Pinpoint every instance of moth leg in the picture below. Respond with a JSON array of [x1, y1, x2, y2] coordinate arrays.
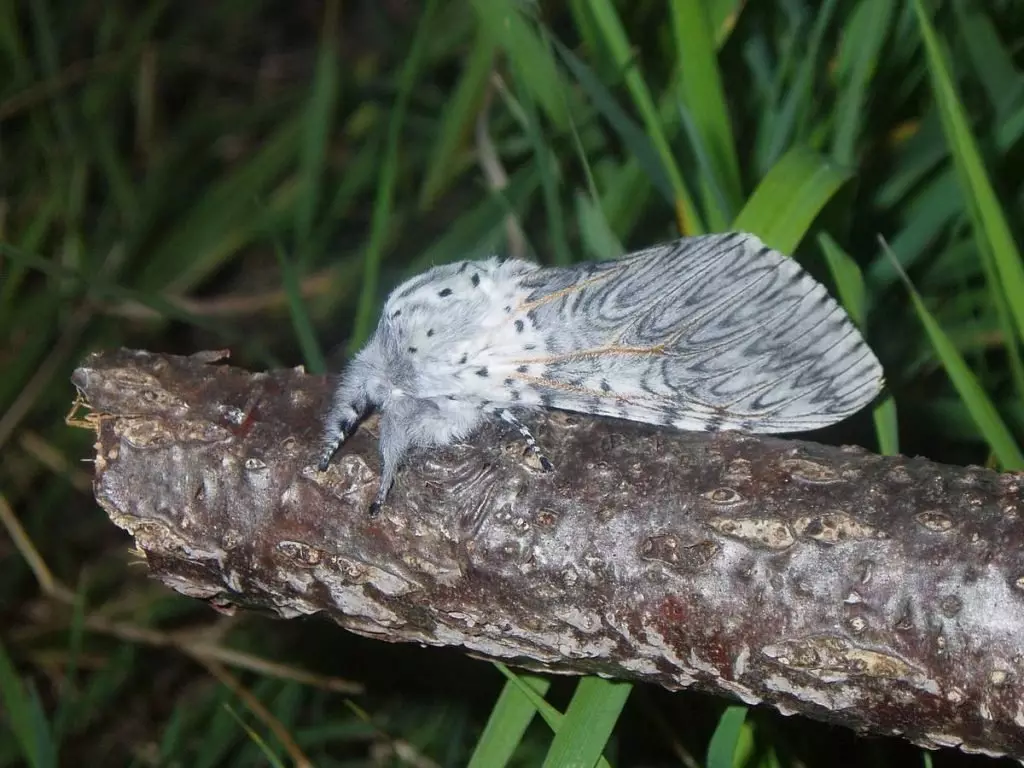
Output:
[[497, 409, 553, 472], [317, 415, 358, 471], [318, 381, 371, 471], [368, 407, 415, 516]]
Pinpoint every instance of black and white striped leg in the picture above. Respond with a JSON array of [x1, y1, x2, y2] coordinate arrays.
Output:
[[497, 409, 553, 471], [316, 418, 356, 471]]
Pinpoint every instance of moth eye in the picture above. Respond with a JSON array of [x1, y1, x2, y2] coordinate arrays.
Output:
[[438, 288, 453, 298]]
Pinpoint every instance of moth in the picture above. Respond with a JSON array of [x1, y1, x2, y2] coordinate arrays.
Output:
[[318, 232, 884, 514]]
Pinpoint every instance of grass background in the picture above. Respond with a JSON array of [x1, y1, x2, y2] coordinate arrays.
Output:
[[2, 0, 1023, 765]]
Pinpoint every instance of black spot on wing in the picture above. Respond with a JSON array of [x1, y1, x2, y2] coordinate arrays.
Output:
[[476, 367, 489, 377], [514, 319, 524, 332], [600, 380, 612, 392], [407, 346, 417, 354], [427, 328, 435, 337], [438, 288, 453, 298], [471, 273, 480, 287], [516, 365, 528, 373], [459, 354, 468, 365]]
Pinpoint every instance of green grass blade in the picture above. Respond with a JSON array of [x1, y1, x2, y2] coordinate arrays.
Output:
[[676, 103, 733, 233], [732, 145, 851, 254], [914, 0, 1024, 346], [706, 705, 747, 768], [418, 26, 497, 210], [141, 117, 303, 293], [275, 240, 325, 374], [671, 0, 742, 225], [710, 0, 744, 47], [223, 704, 288, 768], [294, 0, 340, 267], [953, 0, 1024, 122], [541, 677, 631, 768], [470, 0, 569, 131], [349, 0, 438, 350], [510, 56, 571, 266], [490, 665, 609, 768], [819, 233, 900, 455], [889, 243, 1024, 469], [575, 191, 624, 261], [754, 2, 839, 175], [552, 38, 674, 206], [467, 673, 551, 768], [831, 0, 895, 165], [585, 0, 703, 234], [408, 164, 540, 273], [0, 637, 58, 768]]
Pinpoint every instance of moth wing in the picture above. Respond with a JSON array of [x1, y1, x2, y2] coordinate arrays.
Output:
[[504, 232, 883, 433]]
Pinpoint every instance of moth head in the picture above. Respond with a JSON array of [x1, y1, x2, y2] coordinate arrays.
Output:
[[347, 322, 419, 401]]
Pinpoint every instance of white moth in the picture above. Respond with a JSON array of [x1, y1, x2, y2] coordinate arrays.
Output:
[[318, 232, 884, 514]]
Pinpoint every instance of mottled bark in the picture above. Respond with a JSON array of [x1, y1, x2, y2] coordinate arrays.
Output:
[[70, 349, 1024, 760]]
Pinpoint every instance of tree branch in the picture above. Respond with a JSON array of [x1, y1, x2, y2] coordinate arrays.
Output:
[[70, 349, 1024, 760]]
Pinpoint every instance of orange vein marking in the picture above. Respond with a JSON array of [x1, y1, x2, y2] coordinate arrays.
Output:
[[511, 344, 667, 365], [516, 267, 624, 312]]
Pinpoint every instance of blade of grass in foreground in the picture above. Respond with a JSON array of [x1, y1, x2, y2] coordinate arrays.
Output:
[[732, 145, 851, 254], [467, 674, 551, 768], [491, 664, 613, 768], [671, 0, 742, 228], [706, 705, 747, 768], [886, 240, 1024, 469], [542, 677, 632, 768], [915, 0, 1024, 347], [819, 233, 900, 455]]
